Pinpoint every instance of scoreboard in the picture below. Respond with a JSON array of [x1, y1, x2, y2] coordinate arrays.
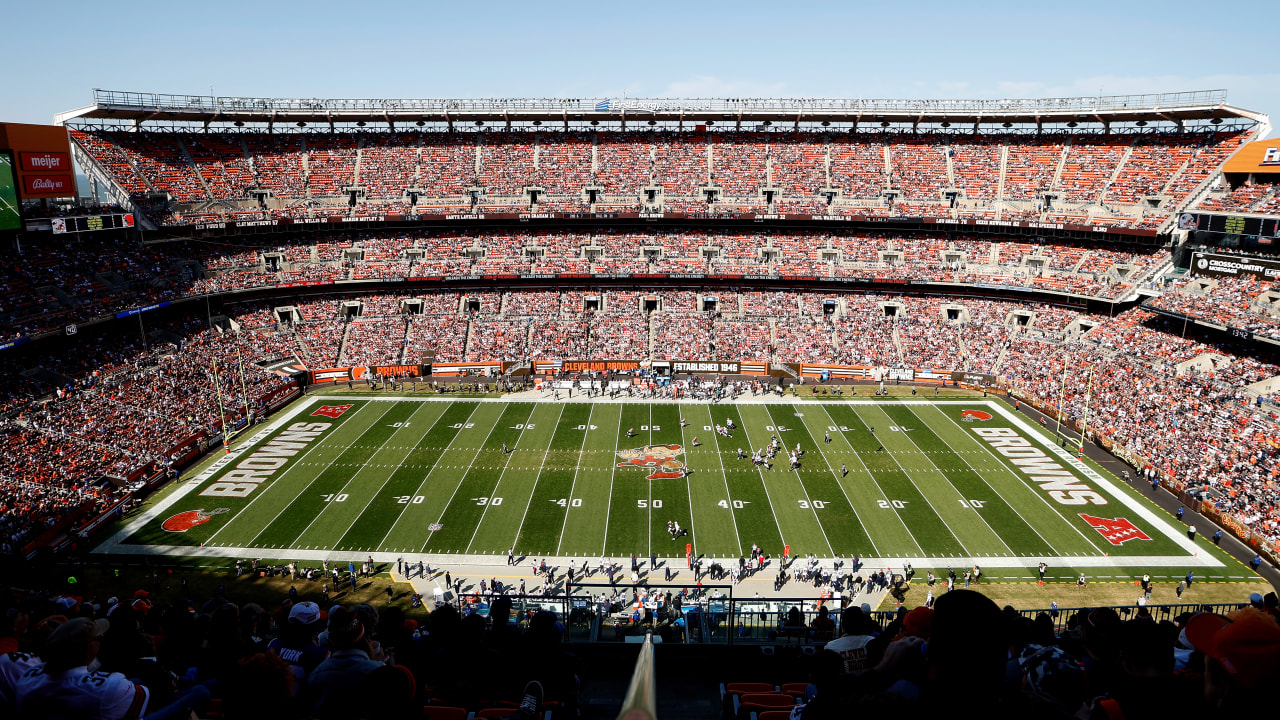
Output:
[[1179, 212, 1280, 238], [51, 213, 134, 234]]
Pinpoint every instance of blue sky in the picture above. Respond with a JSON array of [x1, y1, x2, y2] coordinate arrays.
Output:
[[3, 1, 1277, 132]]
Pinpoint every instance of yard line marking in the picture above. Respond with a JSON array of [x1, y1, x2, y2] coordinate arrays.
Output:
[[893, 404, 1030, 556], [785, 404, 881, 557], [270, 402, 427, 549], [326, 402, 452, 548], [373, 402, 484, 552], [511, 403, 572, 555], [924, 404, 1101, 554], [734, 408, 797, 553], [550, 403, 594, 556], [465, 403, 544, 553], [854, 404, 972, 556], [686, 404, 736, 556], [762, 404, 835, 555], [599, 403, 625, 557], [419, 404, 508, 552], [813, 404, 920, 556], [207, 401, 388, 546]]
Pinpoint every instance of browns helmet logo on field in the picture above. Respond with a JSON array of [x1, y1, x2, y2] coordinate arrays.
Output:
[[161, 507, 230, 532], [616, 445, 687, 480], [961, 409, 993, 422]]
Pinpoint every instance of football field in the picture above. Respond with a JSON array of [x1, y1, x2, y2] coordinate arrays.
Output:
[[106, 395, 1232, 576]]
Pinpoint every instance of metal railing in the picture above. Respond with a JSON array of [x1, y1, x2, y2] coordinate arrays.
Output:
[[89, 89, 1231, 118], [453, 587, 1250, 645]]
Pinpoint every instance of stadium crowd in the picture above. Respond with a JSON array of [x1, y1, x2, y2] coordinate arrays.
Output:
[[0, 578, 569, 720]]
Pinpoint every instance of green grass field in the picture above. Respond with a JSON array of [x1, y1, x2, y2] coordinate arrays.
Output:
[[102, 395, 1255, 583]]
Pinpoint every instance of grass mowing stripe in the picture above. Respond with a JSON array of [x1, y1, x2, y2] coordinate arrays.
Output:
[[207, 401, 388, 547], [337, 402, 478, 551], [128, 399, 372, 547], [604, 404, 656, 557], [854, 403, 996, 556], [879, 404, 1046, 557], [735, 404, 832, 556], [292, 401, 447, 549], [914, 404, 1098, 556], [681, 405, 740, 559], [251, 402, 418, 548], [508, 403, 590, 556], [771, 403, 878, 555], [466, 403, 564, 553], [378, 402, 505, 552], [423, 404, 537, 553], [704, 405, 783, 558], [824, 404, 964, 556], [795, 407, 921, 557], [558, 403, 623, 557], [649, 404, 695, 560], [764, 404, 869, 555]]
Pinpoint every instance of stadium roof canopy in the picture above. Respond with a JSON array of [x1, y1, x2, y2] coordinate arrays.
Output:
[[56, 89, 1266, 129]]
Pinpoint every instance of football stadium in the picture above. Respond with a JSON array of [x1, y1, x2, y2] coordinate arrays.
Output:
[[4, 5, 1280, 717]]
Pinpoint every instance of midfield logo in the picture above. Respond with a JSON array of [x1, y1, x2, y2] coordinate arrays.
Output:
[[1079, 514, 1152, 545], [162, 507, 229, 532], [312, 404, 354, 418], [616, 445, 687, 480]]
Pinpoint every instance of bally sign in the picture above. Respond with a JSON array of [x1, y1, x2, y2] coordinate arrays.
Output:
[[22, 174, 74, 196], [19, 152, 70, 172]]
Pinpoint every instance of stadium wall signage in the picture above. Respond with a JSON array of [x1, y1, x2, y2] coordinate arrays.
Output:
[[183, 212, 1157, 238], [1191, 251, 1280, 281], [309, 364, 428, 384], [971, 427, 1106, 505], [562, 360, 642, 372], [952, 371, 997, 385], [199, 421, 334, 498], [671, 361, 740, 374]]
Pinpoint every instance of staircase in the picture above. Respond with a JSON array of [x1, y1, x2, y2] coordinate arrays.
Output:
[[767, 318, 779, 363], [890, 323, 906, 363], [647, 316, 657, 361], [990, 344, 1012, 375], [353, 138, 365, 184], [1049, 140, 1071, 191], [462, 320, 476, 360], [337, 321, 353, 365], [174, 138, 215, 201], [1099, 143, 1134, 205], [995, 143, 1009, 219]]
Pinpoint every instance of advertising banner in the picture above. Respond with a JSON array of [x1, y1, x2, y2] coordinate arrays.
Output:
[[670, 360, 741, 374], [1190, 251, 1280, 281], [561, 360, 642, 372]]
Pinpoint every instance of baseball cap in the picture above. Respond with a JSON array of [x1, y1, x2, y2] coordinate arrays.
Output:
[[895, 606, 934, 640], [327, 606, 365, 648], [43, 616, 111, 663], [133, 590, 150, 599], [1186, 609, 1280, 689], [1249, 592, 1264, 605], [289, 601, 321, 626]]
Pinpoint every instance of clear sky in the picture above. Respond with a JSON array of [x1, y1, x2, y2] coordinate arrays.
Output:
[[2, 0, 1277, 134]]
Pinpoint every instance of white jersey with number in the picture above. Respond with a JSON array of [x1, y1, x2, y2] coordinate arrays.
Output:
[[16, 665, 149, 720], [0, 651, 41, 711]]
